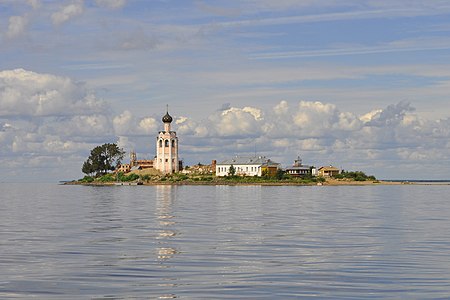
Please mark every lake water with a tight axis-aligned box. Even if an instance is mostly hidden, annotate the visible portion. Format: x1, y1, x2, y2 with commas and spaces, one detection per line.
1, 183, 450, 299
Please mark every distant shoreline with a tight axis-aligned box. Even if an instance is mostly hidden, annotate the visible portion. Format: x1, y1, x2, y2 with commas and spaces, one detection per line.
63, 179, 450, 186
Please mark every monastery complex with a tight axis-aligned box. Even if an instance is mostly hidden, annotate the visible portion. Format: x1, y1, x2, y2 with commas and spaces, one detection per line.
117, 108, 341, 178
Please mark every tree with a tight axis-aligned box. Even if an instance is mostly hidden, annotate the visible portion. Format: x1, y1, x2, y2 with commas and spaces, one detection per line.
82, 160, 95, 177
82, 143, 125, 177
228, 164, 236, 176
276, 169, 285, 180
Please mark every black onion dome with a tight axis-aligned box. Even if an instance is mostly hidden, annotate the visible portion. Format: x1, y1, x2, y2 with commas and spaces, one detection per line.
162, 111, 173, 123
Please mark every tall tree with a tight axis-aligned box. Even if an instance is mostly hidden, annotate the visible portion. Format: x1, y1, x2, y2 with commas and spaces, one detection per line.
82, 143, 125, 177
228, 164, 236, 176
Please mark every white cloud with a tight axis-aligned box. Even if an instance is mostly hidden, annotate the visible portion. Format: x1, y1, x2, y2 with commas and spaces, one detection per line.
169, 100, 450, 178
205, 106, 265, 138
1, 70, 450, 180
51, 0, 84, 26
360, 109, 383, 123
0, 69, 108, 117
6, 15, 28, 38
113, 110, 158, 136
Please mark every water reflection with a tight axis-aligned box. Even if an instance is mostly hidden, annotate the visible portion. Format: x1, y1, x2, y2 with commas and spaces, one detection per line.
155, 185, 179, 255
3, 184, 450, 298
154, 185, 179, 298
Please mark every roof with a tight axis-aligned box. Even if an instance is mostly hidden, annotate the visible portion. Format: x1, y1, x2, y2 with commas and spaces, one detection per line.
286, 165, 312, 171
217, 156, 279, 166
318, 166, 339, 171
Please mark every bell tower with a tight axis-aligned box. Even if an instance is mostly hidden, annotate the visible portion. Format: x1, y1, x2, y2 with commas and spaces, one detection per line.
155, 106, 179, 174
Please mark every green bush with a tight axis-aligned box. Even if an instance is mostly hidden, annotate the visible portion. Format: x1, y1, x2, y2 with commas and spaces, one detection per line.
124, 173, 140, 181
340, 170, 376, 181
275, 169, 285, 180
79, 176, 94, 183
140, 174, 151, 182
176, 174, 189, 181
316, 176, 326, 183
116, 172, 140, 182
98, 174, 115, 182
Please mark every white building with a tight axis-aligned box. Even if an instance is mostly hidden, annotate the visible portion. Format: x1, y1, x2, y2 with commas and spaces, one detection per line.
155, 107, 179, 174
216, 156, 280, 177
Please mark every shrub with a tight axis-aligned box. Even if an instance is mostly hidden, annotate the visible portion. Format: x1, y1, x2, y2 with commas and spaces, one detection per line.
275, 169, 285, 180
341, 170, 376, 181
316, 176, 326, 183
140, 174, 151, 182
116, 172, 140, 182
98, 174, 115, 182
177, 174, 189, 181
80, 176, 94, 183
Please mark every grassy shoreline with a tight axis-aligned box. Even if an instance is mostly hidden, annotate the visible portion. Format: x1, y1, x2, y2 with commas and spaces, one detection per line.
65, 178, 403, 186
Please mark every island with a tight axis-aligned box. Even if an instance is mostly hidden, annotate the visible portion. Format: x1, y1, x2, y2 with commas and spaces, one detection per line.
67, 107, 395, 186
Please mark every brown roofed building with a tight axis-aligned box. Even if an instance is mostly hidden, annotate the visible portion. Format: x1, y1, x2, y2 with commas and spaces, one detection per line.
318, 166, 340, 177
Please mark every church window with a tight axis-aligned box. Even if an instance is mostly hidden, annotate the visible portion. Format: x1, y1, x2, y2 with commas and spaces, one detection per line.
165, 159, 168, 162
159, 140, 162, 147
172, 140, 175, 147
165, 140, 169, 147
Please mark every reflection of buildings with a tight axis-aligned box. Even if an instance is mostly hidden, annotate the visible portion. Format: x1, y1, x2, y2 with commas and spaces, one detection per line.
155, 185, 178, 261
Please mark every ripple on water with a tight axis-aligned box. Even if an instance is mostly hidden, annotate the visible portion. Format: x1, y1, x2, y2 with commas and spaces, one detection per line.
1, 184, 450, 299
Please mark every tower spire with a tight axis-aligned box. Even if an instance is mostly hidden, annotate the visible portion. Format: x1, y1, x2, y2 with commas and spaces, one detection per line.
156, 106, 179, 174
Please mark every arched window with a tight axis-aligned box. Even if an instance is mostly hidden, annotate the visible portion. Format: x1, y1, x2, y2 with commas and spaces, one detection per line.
159, 140, 162, 147
165, 140, 169, 147
172, 140, 175, 147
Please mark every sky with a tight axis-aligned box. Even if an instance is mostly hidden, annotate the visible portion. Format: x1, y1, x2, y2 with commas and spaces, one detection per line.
1, 0, 450, 182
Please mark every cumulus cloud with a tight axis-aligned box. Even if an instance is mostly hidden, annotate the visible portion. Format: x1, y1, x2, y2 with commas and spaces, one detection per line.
113, 110, 158, 136
165, 100, 450, 178
6, 15, 29, 38
200, 106, 265, 138
0, 69, 108, 117
1, 68, 450, 180
366, 101, 415, 127
0, 68, 116, 182
51, 0, 84, 26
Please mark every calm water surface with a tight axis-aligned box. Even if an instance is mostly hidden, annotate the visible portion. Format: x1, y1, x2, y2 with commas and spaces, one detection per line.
1, 183, 450, 299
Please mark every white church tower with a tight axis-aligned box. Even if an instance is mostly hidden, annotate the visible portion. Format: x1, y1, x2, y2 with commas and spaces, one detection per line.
155, 106, 179, 174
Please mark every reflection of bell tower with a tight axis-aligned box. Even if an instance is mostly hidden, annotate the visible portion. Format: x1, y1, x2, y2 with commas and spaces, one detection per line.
155, 106, 179, 174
